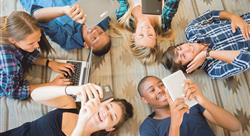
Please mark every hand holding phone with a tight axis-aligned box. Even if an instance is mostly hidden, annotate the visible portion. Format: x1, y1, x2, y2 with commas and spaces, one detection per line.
162, 70, 198, 108
83, 85, 113, 101
69, 83, 113, 102
101, 85, 113, 101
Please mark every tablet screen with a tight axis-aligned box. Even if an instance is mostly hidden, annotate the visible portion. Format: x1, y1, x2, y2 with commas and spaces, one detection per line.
162, 70, 198, 108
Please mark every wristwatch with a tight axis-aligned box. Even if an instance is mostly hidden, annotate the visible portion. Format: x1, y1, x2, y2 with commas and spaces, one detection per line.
206, 48, 212, 59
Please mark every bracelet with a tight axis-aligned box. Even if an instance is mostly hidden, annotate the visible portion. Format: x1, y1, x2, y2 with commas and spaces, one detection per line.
45, 59, 50, 68
64, 86, 69, 96
64, 86, 77, 99
206, 48, 212, 59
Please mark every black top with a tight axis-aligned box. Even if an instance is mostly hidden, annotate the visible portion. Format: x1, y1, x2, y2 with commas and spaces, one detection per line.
1, 109, 78, 136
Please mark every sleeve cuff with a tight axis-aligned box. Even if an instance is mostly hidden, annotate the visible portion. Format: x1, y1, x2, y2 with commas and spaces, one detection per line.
70, 24, 84, 48
193, 104, 205, 113
211, 10, 221, 19
31, 5, 44, 15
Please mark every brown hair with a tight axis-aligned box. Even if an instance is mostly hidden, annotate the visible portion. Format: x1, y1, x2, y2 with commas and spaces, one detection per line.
161, 43, 188, 73
0, 11, 53, 55
137, 76, 161, 96
91, 98, 133, 136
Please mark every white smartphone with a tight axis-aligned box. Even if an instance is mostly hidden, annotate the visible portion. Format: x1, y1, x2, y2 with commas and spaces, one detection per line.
162, 70, 198, 108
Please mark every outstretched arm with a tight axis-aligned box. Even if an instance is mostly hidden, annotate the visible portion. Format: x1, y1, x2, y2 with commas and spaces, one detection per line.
33, 4, 85, 24
208, 50, 250, 79
208, 50, 240, 64
186, 10, 250, 42
33, 6, 68, 22
184, 80, 241, 131
186, 49, 241, 74
31, 83, 103, 109
202, 101, 241, 132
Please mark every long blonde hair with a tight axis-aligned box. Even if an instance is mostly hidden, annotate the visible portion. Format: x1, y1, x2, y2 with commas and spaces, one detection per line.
0, 11, 53, 55
114, 0, 174, 64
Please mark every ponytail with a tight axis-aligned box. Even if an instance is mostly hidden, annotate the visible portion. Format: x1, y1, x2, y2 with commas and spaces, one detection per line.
0, 16, 10, 44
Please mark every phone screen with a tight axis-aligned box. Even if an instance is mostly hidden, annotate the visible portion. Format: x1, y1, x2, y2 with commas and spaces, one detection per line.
101, 85, 113, 102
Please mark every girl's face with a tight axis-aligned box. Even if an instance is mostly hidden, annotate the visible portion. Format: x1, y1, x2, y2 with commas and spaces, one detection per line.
10, 30, 41, 52
88, 101, 123, 132
134, 21, 156, 48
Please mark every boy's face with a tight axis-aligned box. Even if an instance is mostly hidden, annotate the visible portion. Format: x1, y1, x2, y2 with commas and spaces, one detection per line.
140, 77, 169, 108
82, 26, 110, 52
174, 43, 196, 65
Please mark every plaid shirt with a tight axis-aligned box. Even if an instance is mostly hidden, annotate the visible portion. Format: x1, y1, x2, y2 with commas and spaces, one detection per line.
186, 10, 250, 79
0, 45, 40, 99
116, 0, 180, 32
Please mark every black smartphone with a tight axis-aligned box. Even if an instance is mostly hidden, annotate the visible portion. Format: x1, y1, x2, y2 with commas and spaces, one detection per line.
83, 85, 113, 102
101, 85, 113, 102
141, 0, 162, 15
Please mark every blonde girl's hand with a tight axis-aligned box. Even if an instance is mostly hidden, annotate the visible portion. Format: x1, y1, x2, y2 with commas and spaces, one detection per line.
48, 61, 75, 77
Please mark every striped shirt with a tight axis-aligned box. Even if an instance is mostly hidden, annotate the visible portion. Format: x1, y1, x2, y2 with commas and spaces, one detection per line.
0, 45, 40, 99
116, 0, 180, 32
186, 10, 250, 79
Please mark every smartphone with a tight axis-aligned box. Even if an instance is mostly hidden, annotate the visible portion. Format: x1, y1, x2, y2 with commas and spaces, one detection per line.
74, 85, 113, 102
162, 70, 198, 108
141, 0, 162, 15
101, 85, 113, 102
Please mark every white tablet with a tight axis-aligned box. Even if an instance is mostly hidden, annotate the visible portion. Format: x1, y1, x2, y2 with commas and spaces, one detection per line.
162, 70, 198, 108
